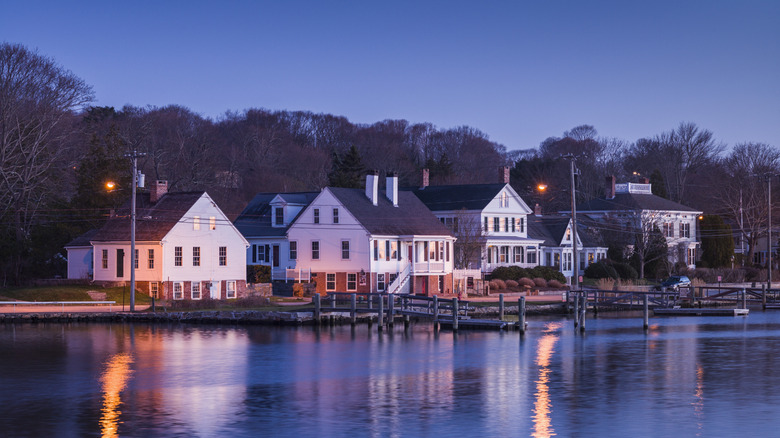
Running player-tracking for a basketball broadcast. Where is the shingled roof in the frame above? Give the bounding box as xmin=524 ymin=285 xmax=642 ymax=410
xmin=529 ymin=215 xmax=606 ymax=248
xmin=577 ymin=192 xmax=699 ymax=213
xmin=65 ymin=228 xmax=99 ymax=248
xmin=328 ymin=187 xmax=454 ymax=237
xmin=412 ymin=183 xmax=507 ymax=211
xmin=234 ymin=192 xmax=318 ymax=238
xmin=90 ymin=192 xmax=205 ymax=242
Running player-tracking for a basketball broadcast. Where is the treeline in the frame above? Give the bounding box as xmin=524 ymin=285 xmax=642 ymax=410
xmin=1 ymin=42 xmax=776 ymax=284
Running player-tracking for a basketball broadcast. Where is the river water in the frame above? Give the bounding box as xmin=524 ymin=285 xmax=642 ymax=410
xmin=0 ymin=312 xmax=778 ymax=437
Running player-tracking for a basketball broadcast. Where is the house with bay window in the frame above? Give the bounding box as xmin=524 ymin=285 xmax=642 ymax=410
xmin=85 ymin=181 xmax=249 ymax=300
xmin=233 ymin=191 xmax=318 ymax=279
xmin=577 ymin=176 xmax=702 ymax=269
xmin=412 ymin=167 xmax=544 ymax=273
xmin=287 ymin=171 xmax=456 ymax=295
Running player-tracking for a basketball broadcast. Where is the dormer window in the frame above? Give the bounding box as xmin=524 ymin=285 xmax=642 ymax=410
xmin=274 ymin=207 xmax=284 ymax=226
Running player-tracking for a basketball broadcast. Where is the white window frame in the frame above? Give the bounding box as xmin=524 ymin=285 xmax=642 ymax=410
xmin=174 ymin=246 xmax=182 ymax=267
xmin=193 ymin=216 xmax=200 ymax=230
xmin=191 ymin=281 xmax=201 ymax=300
xmin=219 ymin=246 xmax=227 ymax=266
xmin=312 ymin=241 xmax=320 ymax=260
xmin=347 ymin=273 xmax=357 ymax=291
xmin=134 ymin=249 xmax=139 ymax=269
xmin=102 ymin=249 xmax=108 ymax=269
xmin=289 ymin=241 xmax=297 ymax=260
xmin=377 ymin=274 xmax=386 ymax=291
xmin=150 ymin=282 xmax=159 ymax=299
xmin=326 ymin=273 xmax=336 ymax=291
xmin=148 ymin=249 xmax=154 ymax=269
xmin=173 ymin=282 xmax=184 ymax=300
xmin=313 ymin=208 xmax=320 ymax=224
xmin=274 ymin=207 xmax=284 ymax=226
xmin=226 ymin=280 xmax=237 ymax=299
xmin=210 ymin=216 xmax=216 ymax=230
xmin=341 ymin=240 xmax=350 ymax=260
xmin=333 ymin=208 xmax=339 ymax=224
xmin=193 ymin=247 xmax=200 ymax=267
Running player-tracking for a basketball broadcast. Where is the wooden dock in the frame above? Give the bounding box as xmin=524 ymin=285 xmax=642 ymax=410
xmin=653 ymin=308 xmax=749 ymax=316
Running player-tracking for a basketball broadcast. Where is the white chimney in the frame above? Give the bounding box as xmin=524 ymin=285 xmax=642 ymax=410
xmin=386 ymin=171 xmax=399 ymax=207
xmin=365 ymin=170 xmax=379 ymax=206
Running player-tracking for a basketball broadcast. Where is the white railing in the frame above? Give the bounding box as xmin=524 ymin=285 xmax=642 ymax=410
xmin=387 ymin=265 xmax=411 ymax=294
xmin=414 ymin=262 xmax=446 ymax=273
xmin=271 ymin=268 xmax=311 ymax=283
xmin=0 ymin=301 xmax=117 ymax=312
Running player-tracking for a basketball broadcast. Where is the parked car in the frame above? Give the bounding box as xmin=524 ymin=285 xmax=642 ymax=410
xmin=657 ymin=275 xmax=691 ymax=291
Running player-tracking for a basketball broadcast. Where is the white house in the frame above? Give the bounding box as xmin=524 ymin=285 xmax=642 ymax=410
xmin=234 ymin=191 xmax=318 ymax=280
xmin=412 ymin=167 xmax=544 ymax=273
xmin=287 ymin=171 xmax=456 ymax=296
xmin=577 ymin=176 xmax=702 ymax=269
xmin=528 ymin=214 xmax=608 ymax=281
xmin=86 ymin=181 xmax=249 ymax=300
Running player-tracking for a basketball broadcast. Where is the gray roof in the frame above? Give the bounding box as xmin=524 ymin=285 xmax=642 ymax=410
xmin=65 ymin=228 xmax=99 ymax=248
xmin=577 ymin=193 xmax=699 ymax=213
xmin=91 ymin=192 xmax=205 ymax=242
xmin=529 ymin=215 xmax=606 ymax=248
xmin=329 ymin=187 xmax=454 ymax=237
xmin=234 ymin=192 xmax=319 ymax=238
xmin=412 ymin=183 xmax=507 ymax=211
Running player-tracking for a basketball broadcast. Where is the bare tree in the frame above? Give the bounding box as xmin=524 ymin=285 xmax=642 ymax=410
xmin=0 ymin=43 xmax=93 ymax=283
xmin=452 ymin=209 xmax=485 ymax=269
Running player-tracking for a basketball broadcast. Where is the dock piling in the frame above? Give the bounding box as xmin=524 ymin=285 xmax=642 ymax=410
xmin=452 ymin=297 xmax=459 ymax=332
xmin=643 ymin=294 xmax=649 ymax=330
xmin=313 ymin=294 xmax=321 ymax=325
xmin=499 ymin=294 xmax=504 ymax=321
xmin=433 ymin=295 xmax=439 ymax=328
xmin=579 ymin=294 xmax=586 ymax=333
xmin=519 ymin=297 xmax=526 ymax=334
xmin=388 ymin=294 xmax=395 ymax=327
xmin=377 ymin=294 xmax=384 ymax=331
xmin=573 ymin=293 xmax=580 ymax=328
xmin=350 ymin=293 xmax=356 ymax=325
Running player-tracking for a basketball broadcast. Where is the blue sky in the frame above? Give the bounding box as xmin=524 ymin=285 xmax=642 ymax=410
xmin=2 ymin=0 xmax=778 ymax=151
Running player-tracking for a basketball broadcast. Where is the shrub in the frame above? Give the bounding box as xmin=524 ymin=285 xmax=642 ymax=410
xmin=612 ymin=262 xmax=638 ymax=280
xmin=585 ymin=260 xmax=618 ymax=279
xmin=547 ymin=279 xmax=564 ymax=289
xmin=247 ymin=265 xmax=271 ymax=283
xmin=596 ymin=278 xmax=615 ymax=290
xmin=490 ymin=266 xmax=528 ymax=281
xmin=527 ymin=266 xmax=566 ymax=283
xmin=489 ymin=279 xmax=507 ymax=291
xmin=533 ymin=277 xmax=547 ymax=288
xmin=505 ymin=279 xmax=519 ymax=288
xmin=518 ymin=277 xmax=535 ymax=288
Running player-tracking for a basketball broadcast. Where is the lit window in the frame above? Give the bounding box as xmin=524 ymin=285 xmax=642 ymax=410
xmin=193 ymin=216 xmax=200 ymax=230
xmin=326 ymin=273 xmax=336 ymax=291
xmin=174 ymin=247 xmax=182 ymax=267
xmin=390 ymin=241 xmax=398 ymax=260
xmin=514 ymin=246 xmax=524 ymax=263
xmin=312 ymin=241 xmax=320 ymax=260
xmin=193 ymin=247 xmax=200 ymax=267
xmin=289 ymin=241 xmax=297 ymax=260
xmin=378 ymin=240 xmax=385 ymax=260
xmin=347 ymin=273 xmax=357 ymax=291
xmin=219 ymin=246 xmax=227 ymax=266
xmin=173 ymin=282 xmax=183 ymax=300
xmin=226 ymin=280 xmax=236 ymax=299
xmin=192 ymin=282 xmax=201 ymax=300
xmin=210 ymin=216 xmax=216 ymax=230
xmin=148 ymin=249 xmax=154 ymax=269
xmin=341 ymin=240 xmax=350 ymax=260
xmin=500 ymin=191 xmax=508 ymax=208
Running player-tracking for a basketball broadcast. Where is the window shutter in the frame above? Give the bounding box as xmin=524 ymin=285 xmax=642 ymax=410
xmin=265 ymin=245 xmax=270 ymax=263
xmin=252 ymin=245 xmax=257 ymax=263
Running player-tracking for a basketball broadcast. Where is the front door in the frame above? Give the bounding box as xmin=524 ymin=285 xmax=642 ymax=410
xmin=210 ymin=281 xmax=221 ymax=299
xmin=273 ymin=244 xmax=280 ymax=267
xmin=116 ymin=249 xmax=124 ymax=278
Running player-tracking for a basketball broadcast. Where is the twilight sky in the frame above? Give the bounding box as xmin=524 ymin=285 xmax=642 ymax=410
xmin=2 ymin=0 xmax=778 ymax=151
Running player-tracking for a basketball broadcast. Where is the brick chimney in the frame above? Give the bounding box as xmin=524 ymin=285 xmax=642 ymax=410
xmin=499 ymin=166 xmax=510 ymax=184
xmin=150 ymin=180 xmax=168 ymax=203
xmin=421 ymin=168 xmax=429 ymax=189
xmin=605 ymin=175 xmax=616 ymax=199
xmin=386 ymin=171 xmax=399 ymax=207
xmin=639 ymin=177 xmax=650 ymax=184
xmin=365 ymin=170 xmax=379 ymax=206
xmin=534 ymin=203 xmax=542 ymax=216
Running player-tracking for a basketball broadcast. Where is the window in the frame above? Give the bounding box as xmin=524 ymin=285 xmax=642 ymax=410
xmin=438 ymin=242 xmax=444 ymax=261
xmin=563 ymin=253 xmax=572 ymax=271
xmin=219 ymin=246 xmax=227 ymax=266
xmin=504 ymin=217 xmax=510 ymax=232
xmin=500 ymin=246 xmax=509 ymax=263
xmin=210 ymin=216 xmax=216 ymax=230
xmin=313 ymin=208 xmax=320 ymax=224
xmin=275 ymin=207 xmax=284 ymax=226
xmin=526 ymin=247 xmax=536 ymax=264
xmin=500 ymin=191 xmax=508 ymax=207
xmin=554 ymin=253 xmax=561 ymax=270
xmin=226 ymin=280 xmax=236 ymax=299
xmin=341 ymin=240 xmax=350 ymax=260
xmin=588 ymin=253 xmax=595 ymax=265
xmin=579 ymin=253 xmax=586 ymax=270
xmin=378 ymin=240 xmax=386 ymax=260
xmin=373 ymin=240 xmax=379 ymax=261
xmin=565 ymin=228 xmax=571 ymax=241
xmin=680 ymin=222 xmax=691 ymax=238
xmin=193 ymin=247 xmax=200 ymax=266
xmin=192 ymin=282 xmax=201 ymax=300
xmin=326 ymin=273 xmax=336 ymax=291
xmin=312 ymin=241 xmax=320 ymax=260
xmin=663 ymin=222 xmax=674 ymax=238
xmin=173 ymin=282 xmax=183 ymax=300
xmin=333 ymin=208 xmax=339 ymax=224
xmin=257 ymin=245 xmax=266 ymax=263
xmin=347 ymin=273 xmax=357 ymax=291
xmin=493 ymin=217 xmax=500 ymax=232
xmin=385 ymin=240 xmax=391 ymax=261
xmin=377 ymin=273 xmax=385 ymax=291
xmin=102 ymin=249 xmax=108 ymax=269
xmin=390 ymin=240 xmax=398 ymax=260
xmin=150 ymin=282 xmax=159 ymax=299
xmin=389 ymin=273 xmax=398 ymax=286
xmin=289 ymin=241 xmax=297 ymax=260
xmin=514 ymin=246 xmax=524 ymax=263
xmin=148 ymin=249 xmax=154 ymax=269
xmin=134 ymin=249 xmax=139 ymax=269
xmin=193 ymin=216 xmax=200 ymax=230
xmin=446 ymin=242 xmax=450 ymax=262
xmin=519 ymin=217 xmax=525 ymax=233
xmin=687 ymin=248 xmax=696 ymax=265
xmin=174 ymin=247 xmax=182 ymax=266
xmin=511 ymin=218 xmax=516 ymax=232
xmin=484 ymin=217 xmax=489 ymax=232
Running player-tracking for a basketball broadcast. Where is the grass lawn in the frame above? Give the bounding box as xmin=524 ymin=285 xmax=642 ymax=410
xmin=0 ymin=285 xmax=152 ymax=304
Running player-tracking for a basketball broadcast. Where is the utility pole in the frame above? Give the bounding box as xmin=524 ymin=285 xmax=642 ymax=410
xmin=126 ymin=150 xmax=146 ymax=312
xmin=564 ymin=154 xmax=579 ymax=291
xmin=769 ymin=176 xmax=773 ymax=291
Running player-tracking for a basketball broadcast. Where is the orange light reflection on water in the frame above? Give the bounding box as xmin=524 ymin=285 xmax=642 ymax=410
xmin=99 ymin=353 xmax=134 ymax=438
xmin=532 ymin=322 xmax=561 ymax=438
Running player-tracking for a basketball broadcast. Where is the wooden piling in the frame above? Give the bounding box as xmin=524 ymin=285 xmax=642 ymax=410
xmin=350 ymin=293 xmax=357 ymax=325
xmin=579 ymin=294 xmax=586 ymax=332
xmin=565 ymin=290 xmax=570 ymax=313
xmin=330 ymin=293 xmax=336 ymax=310
xmin=433 ymin=295 xmax=439 ymax=327
xmin=742 ymin=288 xmax=747 ymax=309
xmin=313 ymin=294 xmax=321 ymax=325
xmin=499 ymin=294 xmax=505 ymax=321
xmin=763 ymin=284 xmax=767 ymax=309
xmin=643 ymin=294 xmax=649 ymax=330
xmin=377 ymin=294 xmax=384 ymax=331
xmin=452 ymin=297 xmax=459 ymax=332
xmin=573 ymin=293 xmax=579 ymax=328
xmin=519 ymin=297 xmax=526 ymax=334
xmin=388 ymin=294 xmax=395 ymax=327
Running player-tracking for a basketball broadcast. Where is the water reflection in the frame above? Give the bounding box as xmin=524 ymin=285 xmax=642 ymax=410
xmin=99 ymin=352 xmax=134 ymax=438
xmin=693 ymin=364 xmax=704 ymax=436
xmin=533 ymin=322 xmax=561 ymax=438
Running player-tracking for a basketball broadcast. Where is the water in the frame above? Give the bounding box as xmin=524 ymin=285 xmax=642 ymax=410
xmin=1 ymin=313 xmax=778 ymax=437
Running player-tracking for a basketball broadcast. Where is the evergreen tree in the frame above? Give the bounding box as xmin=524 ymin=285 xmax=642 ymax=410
xmin=699 ymin=214 xmax=734 ymax=268
xmin=650 ymin=169 xmax=668 ymax=199
xmin=328 ymin=145 xmax=366 ymax=188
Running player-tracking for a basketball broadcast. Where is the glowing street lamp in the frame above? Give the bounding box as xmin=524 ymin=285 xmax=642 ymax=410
xmin=106 ymin=181 xmax=116 ymax=190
